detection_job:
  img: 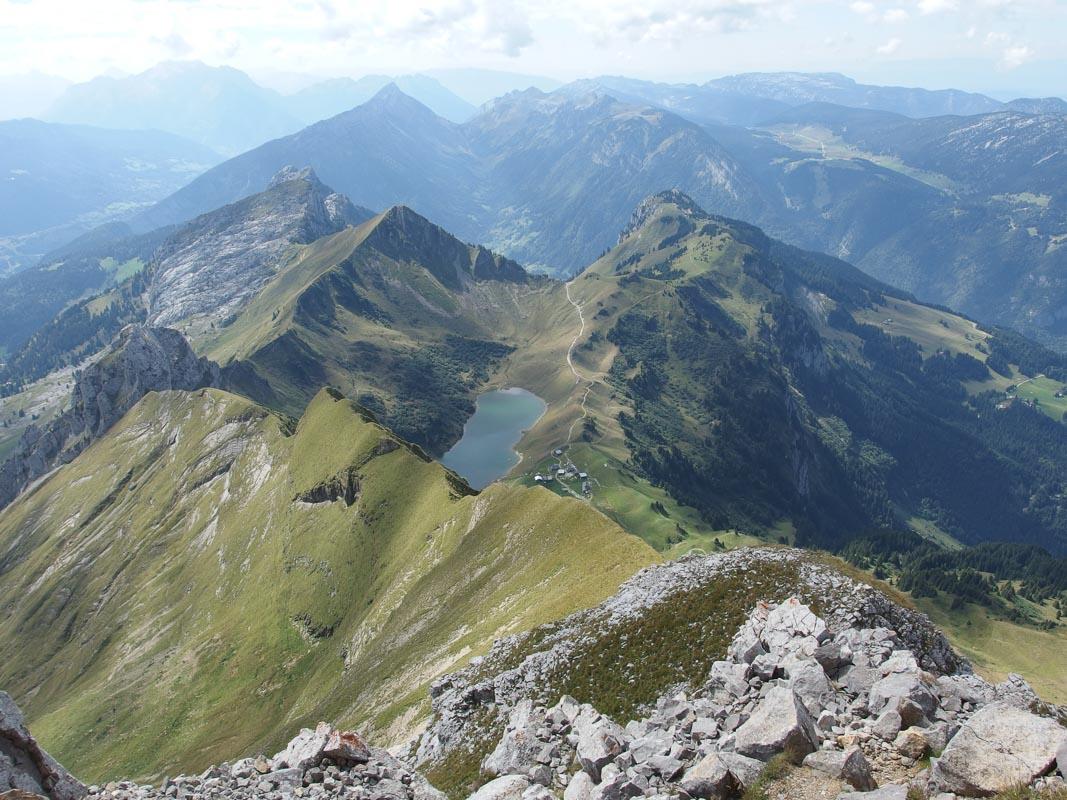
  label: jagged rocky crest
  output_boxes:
[0,324,218,510]
[26,549,1064,800]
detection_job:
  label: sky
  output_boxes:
[2,0,1066,98]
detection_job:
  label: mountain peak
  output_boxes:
[621,189,707,241]
[363,82,424,111]
[269,164,321,188]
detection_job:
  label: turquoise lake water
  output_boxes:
[441,387,546,490]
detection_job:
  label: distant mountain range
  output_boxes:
[127,85,762,270]
[6,176,1067,554]
[706,71,1007,117]
[41,61,481,155]
[121,82,1067,347]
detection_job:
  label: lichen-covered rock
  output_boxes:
[574,712,626,781]
[837,786,908,800]
[678,753,736,799]
[733,685,818,762]
[483,702,546,778]
[929,701,1067,796]
[466,776,530,800]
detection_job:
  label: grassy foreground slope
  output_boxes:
[0,387,656,781]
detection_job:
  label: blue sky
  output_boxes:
[2,0,1065,97]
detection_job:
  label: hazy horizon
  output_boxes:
[2,0,1066,101]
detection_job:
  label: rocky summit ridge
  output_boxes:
[8,549,1065,800]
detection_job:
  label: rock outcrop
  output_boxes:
[0,693,86,800]
[85,722,442,800]
[15,549,1067,800]
[929,701,1067,796]
[0,325,218,510]
[413,550,1066,799]
[147,167,372,328]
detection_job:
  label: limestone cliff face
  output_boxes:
[0,325,218,510]
[147,166,372,328]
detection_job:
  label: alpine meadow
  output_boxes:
[2,4,1067,800]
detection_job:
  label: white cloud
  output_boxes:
[999,43,1034,68]
[876,37,903,54]
[917,0,959,14]
[0,0,1062,90]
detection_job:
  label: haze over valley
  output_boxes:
[2,4,1067,800]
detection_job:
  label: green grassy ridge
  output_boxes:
[0,386,657,781]
[558,195,1067,553]
[199,207,567,455]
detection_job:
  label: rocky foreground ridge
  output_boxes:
[4,549,1065,800]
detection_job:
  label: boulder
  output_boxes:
[871,709,902,741]
[646,755,684,781]
[716,753,764,791]
[930,701,1067,796]
[893,727,928,760]
[370,779,410,800]
[0,693,86,800]
[588,772,643,800]
[563,771,595,800]
[802,747,876,791]
[1058,738,1067,778]
[483,702,544,777]
[678,754,738,800]
[273,722,331,770]
[787,661,836,716]
[467,775,531,800]
[868,670,936,720]
[521,785,553,800]
[322,730,370,764]
[262,768,301,792]
[628,730,672,765]
[762,598,828,654]
[574,715,626,781]
[707,661,749,701]
[733,686,817,762]
[813,642,847,675]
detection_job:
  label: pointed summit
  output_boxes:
[361,204,527,290]
[620,189,707,242]
[360,82,439,119]
[268,164,322,189]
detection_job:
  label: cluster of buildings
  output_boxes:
[533,448,591,495]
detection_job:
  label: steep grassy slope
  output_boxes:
[0,387,656,781]
[550,192,1067,553]
[203,205,576,454]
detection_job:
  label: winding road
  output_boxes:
[564,280,594,444]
